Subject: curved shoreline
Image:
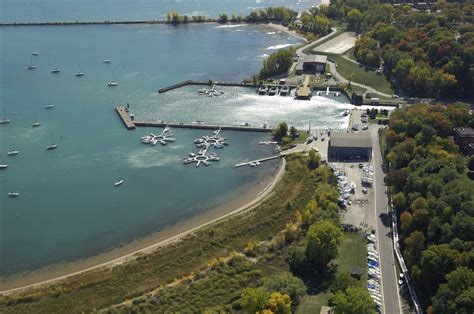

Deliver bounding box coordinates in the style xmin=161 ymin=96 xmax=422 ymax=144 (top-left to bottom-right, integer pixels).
xmin=0 ymin=159 xmax=286 ymax=294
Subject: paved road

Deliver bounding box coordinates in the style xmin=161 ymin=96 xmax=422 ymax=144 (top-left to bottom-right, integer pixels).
xmin=370 ymin=126 xmax=402 ymax=314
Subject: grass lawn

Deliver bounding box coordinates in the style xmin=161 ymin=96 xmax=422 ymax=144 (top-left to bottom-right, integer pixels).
xmin=297 ymin=233 xmax=367 ymax=313
xmin=315 ymin=52 xmax=394 ymax=95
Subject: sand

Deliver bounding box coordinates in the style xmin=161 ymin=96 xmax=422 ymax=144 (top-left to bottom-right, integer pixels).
xmin=0 ymin=159 xmax=286 ymax=294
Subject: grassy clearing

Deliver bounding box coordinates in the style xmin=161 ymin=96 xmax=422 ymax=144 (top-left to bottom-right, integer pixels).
xmin=302 ymin=28 xmax=346 ymax=55
xmin=378 ymin=128 xmax=387 ymax=157
xmin=0 ymin=155 xmax=318 ymax=313
xmin=315 ymin=52 xmax=394 ymax=95
xmin=297 ymin=233 xmax=367 ymax=313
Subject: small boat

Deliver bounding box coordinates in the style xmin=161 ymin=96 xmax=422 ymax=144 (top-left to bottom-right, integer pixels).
xmin=342 ymin=109 xmax=350 ymax=116
xmin=114 ymin=179 xmax=124 ymax=187
xmin=279 ymin=85 xmax=289 ymax=96
xmin=75 ymin=72 xmax=84 ymax=77
xmin=32 ymin=122 xmax=40 ymax=127
xmin=44 ymin=104 xmax=54 ymax=109
xmin=0 ymin=164 xmax=8 ymax=169
xmin=51 ymin=68 xmax=60 ymax=74
xmin=103 ymin=59 xmax=112 ymax=64
xmin=249 ymin=162 xmax=257 ymax=167
xmin=26 ymin=56 xmax=36 ymax=70
xmin=32 ymin=52 xmax=39 ymax=56
xmin=268 ymin=86 xmax=278 ymax=96
xmin=8 ymin=149 xmax=19 ymax=156
xmin=258 ymin=85 xmax=268 ymax=95
xmin=0 ymin=118 xmax=11 ymax=124
xmin=9 ymin=192 xmax=20 ymax=197
xmin=46 ymin=144 xmax=58 ymax=150
xmin=107 ymin=81 xmax=118 ymax=87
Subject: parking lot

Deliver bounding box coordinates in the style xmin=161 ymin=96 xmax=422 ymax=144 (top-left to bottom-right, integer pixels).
xmin=330 ymin=161 xmax=376 ymax=232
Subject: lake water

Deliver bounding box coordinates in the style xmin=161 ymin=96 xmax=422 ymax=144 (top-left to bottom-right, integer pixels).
xmin=0 ymin=22 xmax=350 ymax=278
xmin=0 ymin=0 xmax=320 ymax=23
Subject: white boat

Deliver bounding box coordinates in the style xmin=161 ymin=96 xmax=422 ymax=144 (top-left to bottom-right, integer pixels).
xmin=8 ymin=150 xmax=19 ymax=156
xmin=114 ymin=179 xmax=124 ymax=186
xmin=103 ymin=59 xmax=112 ymax=63
xmin=0 ymin=164 xmax=8 ymax=169
xmin=32 ymin=52 xmax=39 ymax=56
xmin=46 ymin=144 xmax=58 ymax=150
xmin=0 ymin=118 xmax=11 ymax=124
xmin=31 ymin=122 xmax=40 ymax=127
xmin=26 ymin=56 xmax=36 ymax=70
xmin=279 ymin=85 xmax=289 ymax=96
xmin=75 ymin=64 xmax=84 ymax=77
xmin=51 ymin=68 xmax=60 ymax=74
xmin=164 ymin=126 xmax=171 ymax=133
xmin=343 ymin=109 xmax=350 ymax=116
xmin=107 ymin=81 xmax=118 ymax=87
xmin=9 ymin=192 xmax=20 ymax=197
xmin=44 ymin=103 xmax=54 ymax=109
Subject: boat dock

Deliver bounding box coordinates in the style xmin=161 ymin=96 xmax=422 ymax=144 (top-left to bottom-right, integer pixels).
xmin=115 ymin=106 xmax=136 ymax=129
xmin=133 ymin=121 xmax=271 ymax=132
xmin=158 ymin=80 xmax=258 ymax=93
xmin=295 ymin=76 xmax=311 ymax=100
xmin=234 ymin=155 xmax=282 ymax=168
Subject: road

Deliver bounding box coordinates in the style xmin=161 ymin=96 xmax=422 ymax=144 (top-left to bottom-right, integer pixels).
xmin=370 ymin=125 xmax=402 ymax=314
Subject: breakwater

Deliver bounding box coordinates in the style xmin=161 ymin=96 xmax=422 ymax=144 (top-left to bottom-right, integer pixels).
xmin=158 ymin=80 xmax=259 ymax=93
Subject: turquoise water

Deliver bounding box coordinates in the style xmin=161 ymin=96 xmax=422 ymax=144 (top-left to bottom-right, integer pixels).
xmin=0 ymin=24 xmax=305 ymax=277
xmin=0 ymin=0 xmax=320 ymax=23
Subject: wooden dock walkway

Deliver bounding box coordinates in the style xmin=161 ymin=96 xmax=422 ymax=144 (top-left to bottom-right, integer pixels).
xmin=115 ymin=106 xmax=136 ymax=129
xmin=234 ymin=155 xmax=281 ymax=168
xmin=133 ymin=120 xmax=271 ymax=132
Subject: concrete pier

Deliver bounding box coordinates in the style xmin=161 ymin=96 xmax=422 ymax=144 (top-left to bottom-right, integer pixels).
xmin=158 ymin=80 xmax=259 ymax=93
xmin=115 ymin=106 xmax=136 ymax=129
xmin=134 ymin=121 xmax=271 ymax=132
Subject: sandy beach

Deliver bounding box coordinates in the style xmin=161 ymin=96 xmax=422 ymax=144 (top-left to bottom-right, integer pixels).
xmin=0 ymin=159 xmax=286 ymax=293
xmin=264 ymin=23 xmax=309 ymax=43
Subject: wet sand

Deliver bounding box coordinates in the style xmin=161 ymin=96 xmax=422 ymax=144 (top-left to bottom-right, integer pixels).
xmin=0 ymin=159 xmax=285 ymax=293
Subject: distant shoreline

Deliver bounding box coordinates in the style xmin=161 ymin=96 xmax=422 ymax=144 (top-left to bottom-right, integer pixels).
xmin=0 ymin=159 xmax=285 ymax=294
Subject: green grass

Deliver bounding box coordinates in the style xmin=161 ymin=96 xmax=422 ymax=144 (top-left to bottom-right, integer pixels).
xmin=297 ymin=233 xmax=367 ymax=313
xmin=314 ymin=52 xmax=394 ymax=95
xmin=379 ymin=127 xmax=388 ymax=157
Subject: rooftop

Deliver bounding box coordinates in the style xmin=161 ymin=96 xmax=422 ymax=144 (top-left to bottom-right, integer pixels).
xmin=454 ymin=127 xmax=474 ymax=137
xmin=330 ymin=132 xmax=372 ymax=148
xmin=304 ymin=54 xmax=328 ymax=64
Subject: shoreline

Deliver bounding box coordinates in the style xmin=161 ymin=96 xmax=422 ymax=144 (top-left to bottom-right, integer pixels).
xmin=263 ymin=23 xmax=309 ymax=43
xmin=0 ymin=159 xmax=286 ymax=294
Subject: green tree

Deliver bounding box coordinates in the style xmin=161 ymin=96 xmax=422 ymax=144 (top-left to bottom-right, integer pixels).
xmin=330 ymin=286 xmax=376 ymax=314
xmin=432 ymin=267 xmax=474 ymax=314
xmin=308 ymin=150 xmax=321 ymax=170
xmin=262 ymin=274 xmax=306 ymax=304
xmin=266 ymin=291 xmax=292 ymax=314
xmin=305 ymin=220 xmax=343 ymax=269
xmin=347 ymin=8 xmax=362 ymax=31
xmin=241 ymin=287 xmax=269 ymax=313
xmin=289 ymin=126 xmax=298 ymax=140
xmin=403 ymin=231 xmax=425 ymax=268
xmin=218 ymin=13 xmax=228 ymax=24
xmin=273 ymin=122 xmax=288 ymax=142
xmin=260 ymin=47 xmax=295 ymax=79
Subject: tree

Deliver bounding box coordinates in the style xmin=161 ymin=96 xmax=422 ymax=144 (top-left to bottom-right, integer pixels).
xmin=308 ymin=150 xmax=321 ymax=170
xmin=289 ymin=126 xmax=298 ymax=140
xmin=260 ymin=47 xmax=296 ymax=79
xmin=403 ymin=231 xmax=425 ymax=268
xmin=273 ymin=122 xmax=288 ymax=142
xmin=347 ymin=9 xmax=362 ymax=31
xmin=262 ymin=274 xmax=306 ymax=304
xmin=218 ymin=13 xmax=228 ymax=24
xmin=330 ymin=286 xmax=376 ymax=314
xmin=266 ymin=292 xmax=292 ymax=314
xmin=305 ymin=220 xmax=343 ymax=270
xmin=241 ymin=287 xmax=269 ymax=313
xmin=432 ymin=267 xmax=474 ymax=314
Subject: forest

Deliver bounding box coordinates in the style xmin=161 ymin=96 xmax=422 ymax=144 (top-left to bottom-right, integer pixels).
xmin=383 ymin=104 xmax=474 ymax=313
xmin=329 ymin=0 xmax=474 ymax=98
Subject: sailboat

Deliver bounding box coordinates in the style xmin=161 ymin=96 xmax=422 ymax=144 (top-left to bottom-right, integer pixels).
xmin=75 ymin=64 xmax=84 ymax=77
xmin=32 ymin=52 xmax=39 ymax=56
xmin=31 ymin=113 xmax=40 ymax=127
xmin=103 ymin=59 xmax=112 ymax=64
xmin=107 ymin=81 xmax=118 ymax=87
xmin=8 ymin=142 xmax=19 ymax=156
xmin=25 ymin=56 xmax=36 ymax=70
xmin=0 ymin=108 xmax=10 ymax=124
xmin=44 ymin=97 xmax=54 ymax=109
xmin=46 ymin=133 xmax=58 ymax=150
xmin=114 ymin=179 xmax=124 ymax=187
xmin=51 ymin=67 xmax=60 ymax=74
